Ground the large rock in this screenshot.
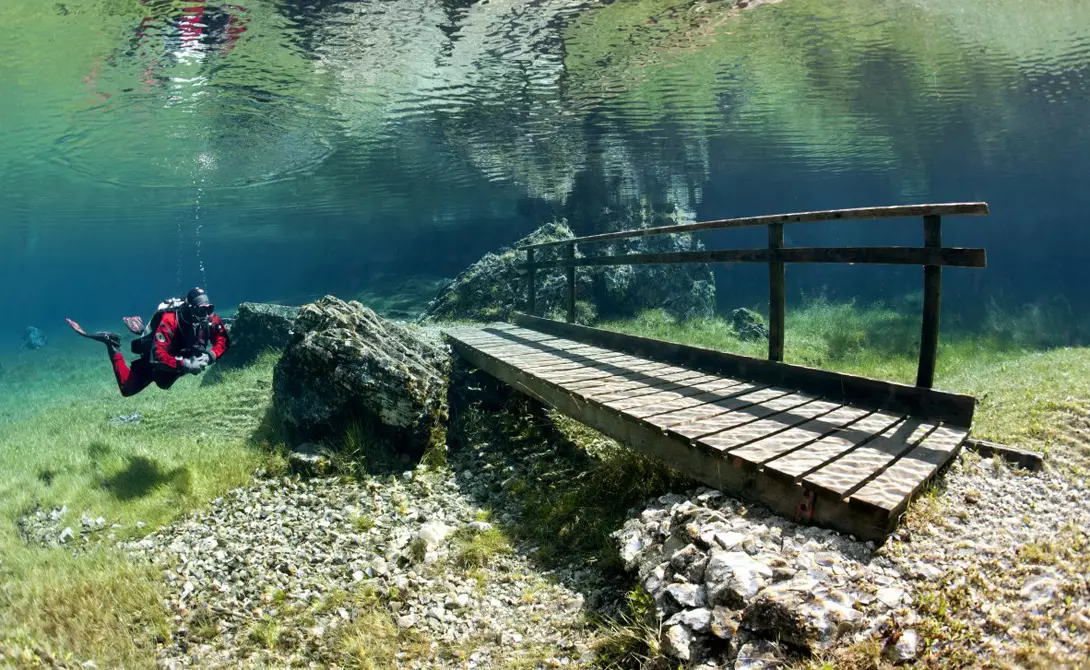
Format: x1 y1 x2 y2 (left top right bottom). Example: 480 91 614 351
421 221 585 323
272 297 450 461
705 550 773 608
222 302 300 367
740 579 862 652
592 233 715 321
421 215 716 324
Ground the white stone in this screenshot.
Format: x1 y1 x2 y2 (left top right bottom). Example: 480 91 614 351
418 521 452 548
714 531 745 551
666 607 712 633
663 624 693 661
893 629 919 662
665 583 706 608
876 587 905 608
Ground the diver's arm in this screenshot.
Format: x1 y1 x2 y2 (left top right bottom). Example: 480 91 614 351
152 313 181 370
208 316 230 361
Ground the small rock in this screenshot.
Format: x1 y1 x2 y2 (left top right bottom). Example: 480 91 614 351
734 639 784 669
397 614 417 629
418 521 452 548
666 607 712 634
59 527 74 544
663 624 693 661
885 629 919 663
710 607 739 640
665 583 706 608
876 587 905 608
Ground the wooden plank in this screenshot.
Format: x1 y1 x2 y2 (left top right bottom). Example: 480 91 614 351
765 411 905 480
643 382 767 428
730 405 873 466
667 389 805 440
529 247 987 270
852 425 968 512
511 313 976 426
600 379 723 411
519 202 989 249
768 223 785 362
590 371 708 404
802 419 936 498
627 379 749 418
699 400 841 453
964 438 1043 471
916 215 942 388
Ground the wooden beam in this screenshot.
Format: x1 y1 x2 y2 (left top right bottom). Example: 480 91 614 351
519 202 989 249
917 215 943 388
510 313 976 426
768 223 785 362
565 243 576 323
526 247 536 316
528 246 987 269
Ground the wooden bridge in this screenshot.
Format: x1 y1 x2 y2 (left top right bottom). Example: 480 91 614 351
444 203 989 540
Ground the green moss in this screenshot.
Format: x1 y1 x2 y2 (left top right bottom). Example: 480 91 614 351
0 349 284 666
453 527 514 569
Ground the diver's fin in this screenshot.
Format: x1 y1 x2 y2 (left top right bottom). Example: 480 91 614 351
66 318 89 337
123 316 145 334
67 319 120 348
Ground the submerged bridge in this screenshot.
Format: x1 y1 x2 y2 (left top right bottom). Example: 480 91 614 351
444 203 989 541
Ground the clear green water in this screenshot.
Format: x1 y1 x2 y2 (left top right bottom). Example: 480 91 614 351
1 0 1089 344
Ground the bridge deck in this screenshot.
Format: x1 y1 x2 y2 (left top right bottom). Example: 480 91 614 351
445 322 970 541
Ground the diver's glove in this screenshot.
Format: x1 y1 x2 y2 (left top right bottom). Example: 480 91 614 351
194 353 213 369
179 357 205 375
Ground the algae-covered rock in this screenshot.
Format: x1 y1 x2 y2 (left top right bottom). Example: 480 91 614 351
421 221 584 323
422 216 714 323
730 308 770 342
22 326 47 350
273 296 450 461
592 234 715 321
222 302 300 367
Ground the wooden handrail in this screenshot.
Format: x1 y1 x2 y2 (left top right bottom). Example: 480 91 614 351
519 202 989 250
527 247 986 269
520 202 989 390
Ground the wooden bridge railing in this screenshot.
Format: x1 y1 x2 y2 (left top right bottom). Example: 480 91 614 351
519 202 989 390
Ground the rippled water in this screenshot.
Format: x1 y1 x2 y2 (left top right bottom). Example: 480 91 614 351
2 0 1089 332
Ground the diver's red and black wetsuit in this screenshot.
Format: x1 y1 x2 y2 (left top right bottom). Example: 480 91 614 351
110 312 230 397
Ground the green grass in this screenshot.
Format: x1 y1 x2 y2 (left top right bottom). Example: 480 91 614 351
0 345 285 667
452 526 514 569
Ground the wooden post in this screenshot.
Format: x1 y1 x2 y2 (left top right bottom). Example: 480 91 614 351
917 215 942 388
565 243 576 323
768 223 785 362
526 247 536 315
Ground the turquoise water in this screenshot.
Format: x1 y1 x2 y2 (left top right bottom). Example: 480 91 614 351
2 0 1089 347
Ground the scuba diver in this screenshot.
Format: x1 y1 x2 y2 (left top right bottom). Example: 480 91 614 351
67 288 230 397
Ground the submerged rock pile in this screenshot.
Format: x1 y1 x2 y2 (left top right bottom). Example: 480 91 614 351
614 490 920 667
122 471 596 668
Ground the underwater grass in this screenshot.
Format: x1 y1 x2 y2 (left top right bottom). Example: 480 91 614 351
0 346 283 667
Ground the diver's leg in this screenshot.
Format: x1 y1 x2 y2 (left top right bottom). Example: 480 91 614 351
154 372 181 390
111 355 155 397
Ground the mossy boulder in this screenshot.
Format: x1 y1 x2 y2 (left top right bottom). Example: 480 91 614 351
592 232 715 321
421 216 714 323
730 308 769 341
273 296 450 462
221 302 300 367
420 221 590 323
